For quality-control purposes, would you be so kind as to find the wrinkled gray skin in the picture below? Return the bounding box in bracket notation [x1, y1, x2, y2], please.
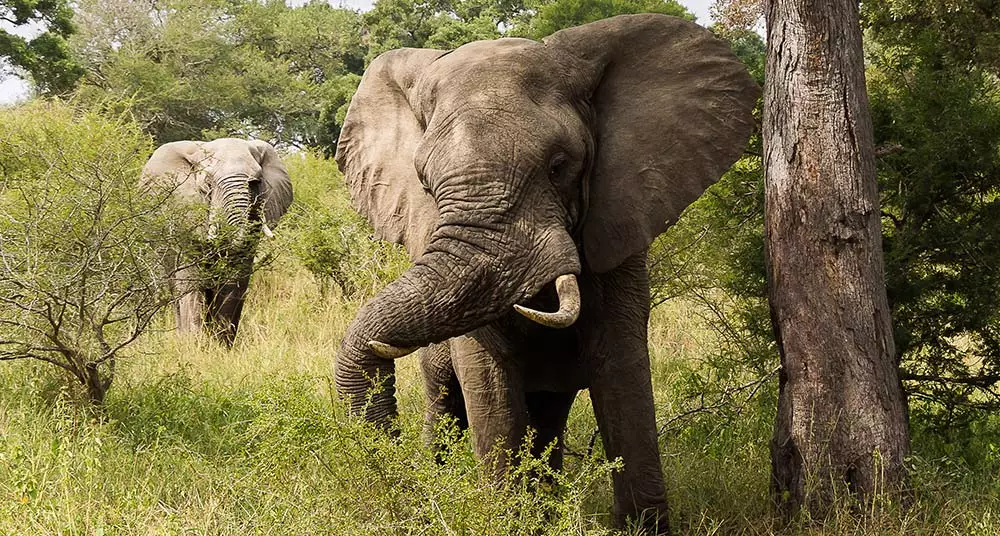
[142, 138, 293, 347]
[335, 14, 758, 534]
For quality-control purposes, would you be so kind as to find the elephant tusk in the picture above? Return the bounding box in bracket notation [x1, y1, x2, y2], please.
[513, 274, 581, 329]
[260, 221, 275, 239]
[368, 340, 419, 359]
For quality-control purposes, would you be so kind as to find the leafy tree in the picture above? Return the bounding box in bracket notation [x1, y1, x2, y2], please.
[70, 0, 363, 148]
[863, 1, 1000, 426]
[0, 101, 187, 405]
[689, 1, 1000, 440]
[512, 0, 691, 40]
[0, 0, 83, 94]
[362, 0, 691, 60]
[362, 0, 520, 60]
[763, 0, 909, 513]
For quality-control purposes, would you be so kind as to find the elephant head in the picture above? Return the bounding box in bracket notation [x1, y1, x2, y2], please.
[335, 14, 759, 424]
[142, 138, 293, 346]
[144, 138, 293, 241]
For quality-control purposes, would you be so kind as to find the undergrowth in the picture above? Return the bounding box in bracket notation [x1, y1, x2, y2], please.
[1, 152, 999, 534]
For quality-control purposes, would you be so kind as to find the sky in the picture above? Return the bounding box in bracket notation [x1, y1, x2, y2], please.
[0, 0, 714, 104]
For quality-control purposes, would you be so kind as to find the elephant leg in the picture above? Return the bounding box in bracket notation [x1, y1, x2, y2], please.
[205, 273, 250, 348]
[583, 253, 669, 535]
[451, 333, 528, 478]
[525, 390, 576, 471]
[420, 342, 468, 457]
[171, 265, 204, 334]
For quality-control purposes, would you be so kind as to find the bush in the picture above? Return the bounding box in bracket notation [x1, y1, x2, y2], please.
[0, 99, 183, 405]
[282, 151, 410, 299]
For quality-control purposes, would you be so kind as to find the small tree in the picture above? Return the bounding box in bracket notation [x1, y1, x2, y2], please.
[0, 100, 190, 405]
[283, 151, 409, 299]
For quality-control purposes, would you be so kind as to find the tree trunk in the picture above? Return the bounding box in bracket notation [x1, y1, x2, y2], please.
[763, 0, 910, 517]
[83, 360, 112, 406]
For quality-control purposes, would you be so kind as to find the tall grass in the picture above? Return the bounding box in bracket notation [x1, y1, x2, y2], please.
[1, 150, 999, 534]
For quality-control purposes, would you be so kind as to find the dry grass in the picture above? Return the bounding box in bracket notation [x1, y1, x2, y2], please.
[1, 154, 998, 534]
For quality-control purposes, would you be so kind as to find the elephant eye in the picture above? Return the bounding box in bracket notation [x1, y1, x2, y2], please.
[548, 154, 567, 180]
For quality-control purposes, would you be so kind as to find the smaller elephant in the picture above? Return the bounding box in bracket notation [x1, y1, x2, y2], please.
[142, 138, 293, 346]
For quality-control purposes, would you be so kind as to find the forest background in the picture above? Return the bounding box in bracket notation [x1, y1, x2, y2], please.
[1, 0, 999, 533]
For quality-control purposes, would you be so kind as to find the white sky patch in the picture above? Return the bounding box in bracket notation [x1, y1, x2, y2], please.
[0, 19, 45, 104]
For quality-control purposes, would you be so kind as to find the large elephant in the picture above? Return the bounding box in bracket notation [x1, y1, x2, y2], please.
[142, 138, 293, 347]
[334, 14, 758, 533]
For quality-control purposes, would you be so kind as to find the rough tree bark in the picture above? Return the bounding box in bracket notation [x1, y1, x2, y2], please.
[763, 0, 911, 517]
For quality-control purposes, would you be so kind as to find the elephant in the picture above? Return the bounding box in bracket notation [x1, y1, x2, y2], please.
[334, 14, 758, 534]
[141, 138, 293, 347]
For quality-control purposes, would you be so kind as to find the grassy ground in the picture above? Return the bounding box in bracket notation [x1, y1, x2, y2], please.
[2, 151, 999, 534]
[2, 256, 999, 535]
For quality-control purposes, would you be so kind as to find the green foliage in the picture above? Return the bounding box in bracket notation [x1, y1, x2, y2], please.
[64, 0, 703, 150]
[0, 0, 83, 94]
[360, 0, 692, 56]
[0, 100, 174, 404]
[362, 0, 521, 60]
[282, 151, 410, 299]
[511, 0, 691, 40]
[70, 0, 364, 148]
[861, 1, 1000, 425]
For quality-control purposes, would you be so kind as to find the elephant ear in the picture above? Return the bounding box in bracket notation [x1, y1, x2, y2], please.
[141, 140, 206, 196]
[335, 48, 448, 259]
[248, 140, 293, 226]
[545, 14, 760, 273]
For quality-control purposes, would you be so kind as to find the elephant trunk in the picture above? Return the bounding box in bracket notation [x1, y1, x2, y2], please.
[336, 226, 580, 427]
[203, 173, 258, 346]
[207, 173, 257, 241]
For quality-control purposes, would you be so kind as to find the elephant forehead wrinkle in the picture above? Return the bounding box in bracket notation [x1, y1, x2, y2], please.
[425, 40, 551, 88]
[419, 50, 570, 117]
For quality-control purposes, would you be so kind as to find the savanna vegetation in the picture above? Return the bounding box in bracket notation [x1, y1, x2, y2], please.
[2, 0, 1000, 534]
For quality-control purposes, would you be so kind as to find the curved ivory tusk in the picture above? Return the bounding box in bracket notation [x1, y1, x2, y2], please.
[260, 221, 275, 239]
[513, 274, 581, 329]
[368, 340, 419, 359]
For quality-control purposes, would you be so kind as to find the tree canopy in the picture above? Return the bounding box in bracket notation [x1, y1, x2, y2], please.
[0, 0, 82, 94]
[69, 0, 365, 148]
[863, 0, 1000, 425]
[61, 0, 692, 151]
